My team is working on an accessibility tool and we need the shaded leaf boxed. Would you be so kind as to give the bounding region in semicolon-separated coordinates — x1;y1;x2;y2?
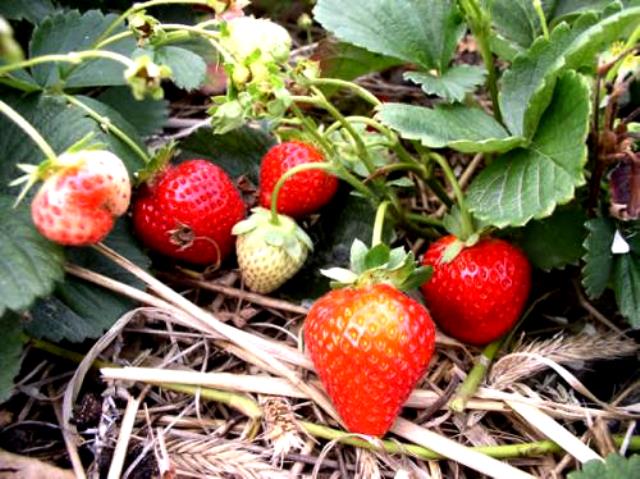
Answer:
179;125;276;182
612;251;640;327
154;46;207;91
517;205;587;271
404;65;486;103
0;311;24;402
582;217;615;299
27;219;150;342
0;93;145;193
568;454;640;478
313;0;465;71
377;103;523;153
281;191;376;300
98;87;169;136
30;10;136;88
468;71;590;227
0;0;56;24
0;195;64;316
490;0;555;48
314;40;402;82
551;0;634;23
500;7;640;139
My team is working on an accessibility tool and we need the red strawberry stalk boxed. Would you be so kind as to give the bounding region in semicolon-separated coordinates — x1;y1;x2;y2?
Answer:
304;201;436;436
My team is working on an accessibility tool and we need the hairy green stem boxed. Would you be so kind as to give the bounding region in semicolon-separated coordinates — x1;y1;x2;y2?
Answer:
0;99;57;162
96;0;212;45
404;212;444;228
308;78;381;107
371;200;390;247
0;50;134;77
289;102;334;155
269;162;337;223
459;0;502;123
449;338;503;412
63;94;151;164
532;0;549;39
429;152;474;238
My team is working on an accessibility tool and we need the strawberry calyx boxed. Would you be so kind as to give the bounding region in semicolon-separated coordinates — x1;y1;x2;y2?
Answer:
232;207;313;263
321;239;432;292
134;141;176;186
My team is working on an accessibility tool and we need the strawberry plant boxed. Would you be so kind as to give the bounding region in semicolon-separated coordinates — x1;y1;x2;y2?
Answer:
0;0;639;476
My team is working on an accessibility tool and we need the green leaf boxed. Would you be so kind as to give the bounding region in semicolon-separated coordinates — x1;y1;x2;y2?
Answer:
30;10;136;88
517;205;587;271
0;93;145;192
315;41;402;82
582;217;615;299
154;45;207;91
377;103;523;153
98;87;169;137
467;71;590;228
490;0;555;49
179;125;276;183
568;454;640;478
313;0;465;71
551;0;633;23
0;312;24;403
27;219;150;342
612;251;640;327
0;0;56;24
500;7;640;139
0;195;65;316
404;65;486;103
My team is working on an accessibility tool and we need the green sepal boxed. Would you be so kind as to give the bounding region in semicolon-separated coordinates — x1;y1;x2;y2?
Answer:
323;238;431;292
232;207;313;263
441;233;480;264
134;141;175;186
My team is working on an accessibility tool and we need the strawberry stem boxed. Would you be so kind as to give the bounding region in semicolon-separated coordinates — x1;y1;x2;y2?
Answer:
0;50;135;77
95;0;215;46
63;94;151;164
306;78;381;107
449;338;503;413
429;151;475;239
532;0;549;40
0;100;57;163
371;200;390;247
269;162;337;224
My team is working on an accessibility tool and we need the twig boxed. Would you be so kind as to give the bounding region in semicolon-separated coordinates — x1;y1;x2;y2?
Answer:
107;395;141;479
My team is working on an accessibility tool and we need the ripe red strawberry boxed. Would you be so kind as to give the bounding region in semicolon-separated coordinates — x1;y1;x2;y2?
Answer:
31;150;131;246
132;159;245;265
258;141;338;218
421;235;532;345
305;281;435;435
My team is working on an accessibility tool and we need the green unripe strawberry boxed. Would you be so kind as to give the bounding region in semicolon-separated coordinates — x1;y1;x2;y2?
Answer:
232;207;312;294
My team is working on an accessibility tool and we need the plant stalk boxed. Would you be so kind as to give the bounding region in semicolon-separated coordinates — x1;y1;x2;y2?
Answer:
63;94;151;164
371;200;390;247
0;51;134;77
0;100;57;163
449;338;503;412
269;162;337;223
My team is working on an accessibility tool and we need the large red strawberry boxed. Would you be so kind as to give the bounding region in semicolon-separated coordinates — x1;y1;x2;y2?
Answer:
132;159;245;265
258;141;338;218
31;150;131;246
421;235;532;345
304;241;435;435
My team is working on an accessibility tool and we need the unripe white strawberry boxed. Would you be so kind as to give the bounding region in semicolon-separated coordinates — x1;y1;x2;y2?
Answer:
233;207;312;294
221;17;292;64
